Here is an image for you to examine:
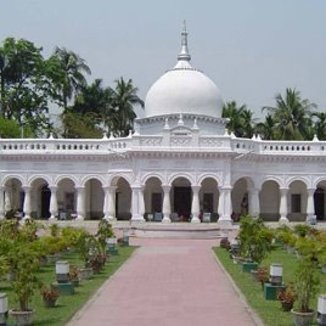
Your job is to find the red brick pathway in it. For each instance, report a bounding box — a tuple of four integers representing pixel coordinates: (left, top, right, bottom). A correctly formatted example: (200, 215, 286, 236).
(68, 238, 260, 326)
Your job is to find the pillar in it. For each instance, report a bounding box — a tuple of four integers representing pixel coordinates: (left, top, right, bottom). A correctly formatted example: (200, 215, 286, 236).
(103, 186, 117, 221)
(191, 185, 201, 223)
(0, 187, 5, 219)
(248, 187, 260, 217)
(76, 186, 85, 220)
(131, 185, 145, 222)
(279, 187, 289, 222)
(217, 186, 233, 225)
(4, 186, 11, 212)
(306, 188, 316, 222)
(49, 186, 58, 220)
(22, 186, 31, 220)
(140, 186, 145, 219)
(162, 185, 171, 223)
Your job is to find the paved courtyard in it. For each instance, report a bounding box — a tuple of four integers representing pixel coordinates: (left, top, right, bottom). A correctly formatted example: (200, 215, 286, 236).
(68, 238, 262, 326)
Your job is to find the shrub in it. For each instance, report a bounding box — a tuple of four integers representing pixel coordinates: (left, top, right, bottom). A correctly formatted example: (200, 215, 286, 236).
(220, 237, 231, 250)
(239, 215, 273, 263)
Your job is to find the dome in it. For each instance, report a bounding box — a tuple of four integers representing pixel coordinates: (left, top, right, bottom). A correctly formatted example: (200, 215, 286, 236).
(145, 24, 223, 118)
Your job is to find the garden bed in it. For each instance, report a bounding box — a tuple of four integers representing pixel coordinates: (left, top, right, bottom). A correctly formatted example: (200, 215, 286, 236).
(1, 246, 135, 325)
(214, 247, 326, 326)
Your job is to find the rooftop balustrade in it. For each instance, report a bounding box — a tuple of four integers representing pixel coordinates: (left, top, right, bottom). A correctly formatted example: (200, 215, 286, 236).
(0, 134, 325, 156)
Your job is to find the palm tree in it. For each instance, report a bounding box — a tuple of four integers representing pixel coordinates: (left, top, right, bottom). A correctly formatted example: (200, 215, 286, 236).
(255, 114, 276, 140)
(51, 47, 91, 112)
(222, 101, 255, 138)
(312, 112, 326, 140)
(109, 78, 144, 137)
(242, 109, 256, 138)
(72, 79, 113, 116)
(263, 88, 316, 140)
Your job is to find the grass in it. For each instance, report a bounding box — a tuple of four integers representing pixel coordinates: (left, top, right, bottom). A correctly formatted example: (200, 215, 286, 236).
(214, 247, 326, 326)
(1, 246, 136, 326)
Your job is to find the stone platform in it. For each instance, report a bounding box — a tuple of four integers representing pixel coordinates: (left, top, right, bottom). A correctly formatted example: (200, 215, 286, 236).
(130, 223, 231, 239)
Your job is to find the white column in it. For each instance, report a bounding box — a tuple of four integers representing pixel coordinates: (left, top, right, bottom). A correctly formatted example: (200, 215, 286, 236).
(306, 188, 316, 222)
(76, 186, 85, 220)
(103, 186, 116, 221)
(140, 186, 145, 220)
(131, 185, 145, 222)
(4, 186, 11, 212)
(248, 187, 260, 217)
(22, 186, 32, 220)
(162, 185, 171, 223)
(191, 185, 201, 223)
(49, 186, 58, 220)
(279, 187, 289, 222)
(217, 186, 233, 225)
(0, 186, 5, 219)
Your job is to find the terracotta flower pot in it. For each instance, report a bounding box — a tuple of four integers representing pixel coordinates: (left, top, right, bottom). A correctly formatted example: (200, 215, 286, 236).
(43, 297, 57, 308)
(281, 300, 293, 312)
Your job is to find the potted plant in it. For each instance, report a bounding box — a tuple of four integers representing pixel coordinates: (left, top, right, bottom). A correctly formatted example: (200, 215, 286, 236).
(68, 265, 79, 287)
(9, 246, 40, 325)
(255, 266, 269, 289)
(96, 219, 114, 251)
(40, 285, 59, 308)
(238, 215, 273, 271)
(220, 237, 231, 250)
(291, 258, 320, 326)
(277, 284, 296, 311)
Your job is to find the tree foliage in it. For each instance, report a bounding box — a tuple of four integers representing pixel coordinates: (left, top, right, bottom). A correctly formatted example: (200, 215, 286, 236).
(1, 36, 324, 140)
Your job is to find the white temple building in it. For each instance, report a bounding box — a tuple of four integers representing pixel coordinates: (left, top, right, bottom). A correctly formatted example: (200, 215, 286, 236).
(0, 25, 326, 225)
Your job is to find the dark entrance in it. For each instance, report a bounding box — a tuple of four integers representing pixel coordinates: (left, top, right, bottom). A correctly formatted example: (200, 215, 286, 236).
(41, 185, 51, 219)
(314, 188, 325, 220)
(174, 187, 192, 220)
(151, 193, 162, 213)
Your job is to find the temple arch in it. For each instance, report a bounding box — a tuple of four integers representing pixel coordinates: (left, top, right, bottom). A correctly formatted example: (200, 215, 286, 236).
(259, 180, 280, 221)
(84, 178, 104, 219)
(30, 177, 50, 219)
(144, 177, 163, 221)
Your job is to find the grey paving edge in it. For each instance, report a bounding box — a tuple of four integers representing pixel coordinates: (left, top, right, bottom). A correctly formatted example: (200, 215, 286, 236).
(66, 248, 139, 325)
(211, 249, 265, 326)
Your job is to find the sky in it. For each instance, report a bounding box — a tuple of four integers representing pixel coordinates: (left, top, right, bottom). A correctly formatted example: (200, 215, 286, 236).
(1, 0, 326, 119)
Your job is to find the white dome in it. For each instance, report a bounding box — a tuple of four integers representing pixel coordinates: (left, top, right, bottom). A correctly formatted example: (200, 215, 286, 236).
(145, 24, 223, 118)
(145, 65, 223, 118)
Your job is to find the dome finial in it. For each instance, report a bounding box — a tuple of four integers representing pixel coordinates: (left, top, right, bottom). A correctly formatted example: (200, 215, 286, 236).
(178, 20, 191, 62)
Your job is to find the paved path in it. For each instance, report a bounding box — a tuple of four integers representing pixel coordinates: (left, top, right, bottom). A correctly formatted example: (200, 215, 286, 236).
(68, 238, 260, 326)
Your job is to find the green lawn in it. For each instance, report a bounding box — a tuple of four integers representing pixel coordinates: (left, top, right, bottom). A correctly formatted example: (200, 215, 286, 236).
(1, 246, 136, 326)
(214, 247, 326, 326)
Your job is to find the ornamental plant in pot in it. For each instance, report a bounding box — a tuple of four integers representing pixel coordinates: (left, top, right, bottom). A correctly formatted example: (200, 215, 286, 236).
(291, 258, 320, 326)
(9, 246, 40, 326)
(96, 219, 114, 251)
(277, 283, 296, 312)
(238, 215, 273, 266)
(40, 284, 59, 308)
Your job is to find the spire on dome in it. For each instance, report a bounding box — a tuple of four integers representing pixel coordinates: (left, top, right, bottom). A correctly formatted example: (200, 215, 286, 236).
(177, 20, 191, 62)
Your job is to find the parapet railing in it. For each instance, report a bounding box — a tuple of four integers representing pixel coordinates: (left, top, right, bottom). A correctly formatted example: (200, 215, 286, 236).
(1, 135, 326, 156)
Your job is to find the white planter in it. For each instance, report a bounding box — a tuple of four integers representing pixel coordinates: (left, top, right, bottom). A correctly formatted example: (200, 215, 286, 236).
(56, 261, 69, 275)
(106, 237, 117, 245)
(270, 263, 282, 285)
(318, 295, 326, 314)
(0, 293, 8, 314)
(270, 263, 283, 277)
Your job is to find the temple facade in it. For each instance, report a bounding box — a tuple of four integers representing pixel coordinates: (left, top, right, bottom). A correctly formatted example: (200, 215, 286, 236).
(0, 26, 325, 225)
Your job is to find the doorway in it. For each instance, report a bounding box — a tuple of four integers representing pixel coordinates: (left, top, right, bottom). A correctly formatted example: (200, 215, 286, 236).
(41, 185, 51, 219)
(314, 188, 325, 220)
(174, 187, 191, 220)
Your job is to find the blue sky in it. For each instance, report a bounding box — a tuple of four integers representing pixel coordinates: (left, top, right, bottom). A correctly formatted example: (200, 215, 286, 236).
(1, 0, 325, 119)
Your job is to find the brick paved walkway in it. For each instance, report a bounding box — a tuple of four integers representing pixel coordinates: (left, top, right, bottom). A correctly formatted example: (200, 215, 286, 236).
(68, 238, 261, 326)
